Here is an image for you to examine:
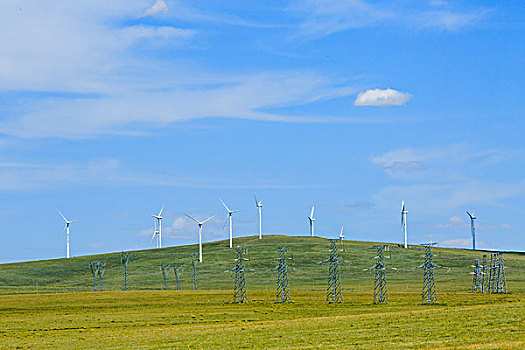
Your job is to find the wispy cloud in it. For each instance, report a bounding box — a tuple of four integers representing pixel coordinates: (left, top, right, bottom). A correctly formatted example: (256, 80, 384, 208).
(0, 71, 366, 139)
(290, 0, 489, 40)
(354, 88, 411, 107)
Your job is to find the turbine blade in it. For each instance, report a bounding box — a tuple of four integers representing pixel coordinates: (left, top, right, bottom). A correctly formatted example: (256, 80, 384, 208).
(254, 195, 258, 206)
(202, 216, 214, 224)
(158, 205, 165, 217)
(231, 210, 240, 214)
(222, 217, 229, 229)
(184, 213, 199, 223)
(310, 206, 314, 218)
(151, 231, 156, 240)
(340, 225, 344, 235)
(57, 209, 67, 222)
(220, 199, 230, 212)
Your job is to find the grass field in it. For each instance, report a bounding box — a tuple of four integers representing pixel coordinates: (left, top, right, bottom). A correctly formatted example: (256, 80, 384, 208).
(0, 235, 524, 349)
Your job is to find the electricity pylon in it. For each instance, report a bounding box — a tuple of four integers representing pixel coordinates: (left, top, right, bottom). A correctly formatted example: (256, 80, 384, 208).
(488, 252, 507, 293)
(368, 245, 392, 304)
(121, 252, 130, 291)
(89, 261, 100, 292)
(191, 253, 198, 291)
(471, 259, 483, 293)
(481, 254, 488, 293)
(89, 261, 106, 291)
(275, 247, 291, 303)
(161, 264, 171, 290)
(174, 265, 183, 290)
(324, 239, 343, 303)
(230, 248, 248, 303)
(418, 243, 441, 304)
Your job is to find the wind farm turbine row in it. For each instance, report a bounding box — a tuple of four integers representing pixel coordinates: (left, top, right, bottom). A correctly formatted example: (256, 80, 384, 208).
(56, 199, 480, 261)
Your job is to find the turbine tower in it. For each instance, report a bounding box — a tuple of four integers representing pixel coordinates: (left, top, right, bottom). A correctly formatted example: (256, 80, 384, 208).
(308, 206, 315, 237)
(150, 205, 164, 249)
(185, 214, 214, 263)
(254, 195, 263, 239)
(57, 209, 76, 259)
(221, 199, 239, 248)
(467, 210, 476, 251)
(401, 201, 408, 249)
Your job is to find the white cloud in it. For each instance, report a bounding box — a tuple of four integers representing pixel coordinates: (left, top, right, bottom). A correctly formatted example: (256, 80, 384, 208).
(141, 0, 169, 17)
(354, 88, 411, 107)
(291, 0, 488, 40)
(0, 71, 362, 139)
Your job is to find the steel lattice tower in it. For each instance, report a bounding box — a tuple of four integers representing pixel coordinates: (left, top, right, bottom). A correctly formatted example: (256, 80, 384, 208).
(326, 239, 343, 303)
(232, 248, 248, 303)
(371, 245, 389, 304)
(191, 253, 198, 291)
(121, 252, 130, 291)
(98, 262, 106, 291)
(472, 259, 483, 293)
(275, 247, 291, 303)
(481, 254, 488, 293)
(174, 265, 183, 290)
(488, 252, 507, 293)
(89, 262, 106, 291)
(161, 264, 171, 290)
(89, 261, 100, 292)
(419, 243, 440, 304)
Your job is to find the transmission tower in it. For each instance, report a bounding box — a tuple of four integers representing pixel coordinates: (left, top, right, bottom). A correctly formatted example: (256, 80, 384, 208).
(488, 252, 507, 293)
(325, 239, 343, 303)
(369, 245, 390, 304)
(418, 243, 441, 304)
(121, 252, 130, 291)
(275, 247, 291, 303)
(161, 264, 171, 290)
(471, 259, 483, 293)
(191, 253, 198, 291)
(481, 254, 488, 293)
(174, 265, 183, 290)
(231, 248, 248, 303)
(98, 262, 106, 291)
(89, 261, 106, 291)
(89, 261, 100, 292)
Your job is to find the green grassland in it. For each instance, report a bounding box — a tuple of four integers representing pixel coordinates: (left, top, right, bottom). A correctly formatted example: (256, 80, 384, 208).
(0, 235, 524, 349)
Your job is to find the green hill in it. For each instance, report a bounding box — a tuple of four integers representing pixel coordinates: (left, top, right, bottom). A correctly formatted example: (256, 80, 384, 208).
(1, 235, 524, 294)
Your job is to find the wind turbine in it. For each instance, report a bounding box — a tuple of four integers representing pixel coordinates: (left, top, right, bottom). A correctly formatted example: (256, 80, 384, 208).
(308, 206, 315, 237)
(185, 214, 214, 263)
(466, 210, 476, 251)
(254, 195, 263, 239)
(150, 205, 164, 249)
(57, 209, 77, 259)
(401, 201, 408, 249)
(221, 199, 239, 248)
(339, 225, 345, 250)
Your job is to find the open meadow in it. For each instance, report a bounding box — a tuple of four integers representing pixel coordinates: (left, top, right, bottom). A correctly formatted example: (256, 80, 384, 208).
(0, 236, 524, 349)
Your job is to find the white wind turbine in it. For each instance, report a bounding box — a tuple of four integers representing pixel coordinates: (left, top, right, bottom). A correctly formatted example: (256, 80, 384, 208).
(221, 199, 239, 248)
(401, 201, 408, 249)
(150, 205, 164, 249)
(185, 214, 214, 263)
(254, 195, 263, 239)
(57, 209, 77, 259)
(466, 210, 476, 251)
(308, 206, 315, 237)
(339, 225, 345, 250)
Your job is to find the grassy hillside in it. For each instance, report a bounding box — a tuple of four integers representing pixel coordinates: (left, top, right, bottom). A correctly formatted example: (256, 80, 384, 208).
(1, 235, 524, 295)
(1, 236, 524, 349)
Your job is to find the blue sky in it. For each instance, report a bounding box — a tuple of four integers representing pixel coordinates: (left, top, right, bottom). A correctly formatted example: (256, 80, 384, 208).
(0, 0, 524, 262)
